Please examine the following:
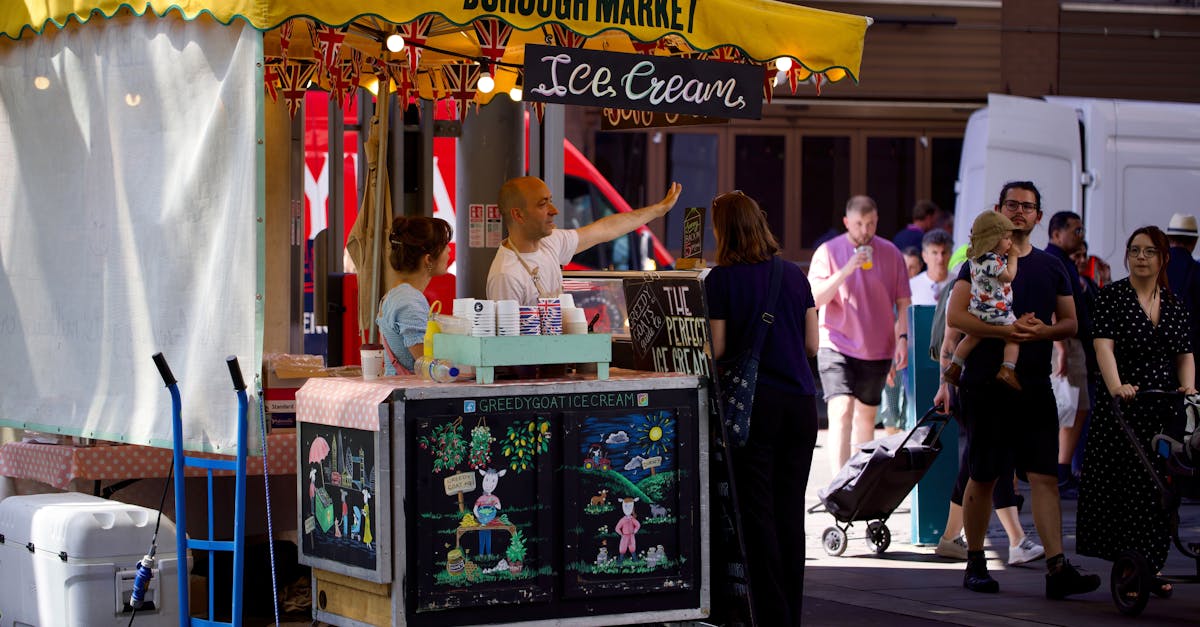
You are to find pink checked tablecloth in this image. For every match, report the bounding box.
[295,370,694,431]
[0,432,296,490]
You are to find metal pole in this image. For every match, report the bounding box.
[366,83,391,343]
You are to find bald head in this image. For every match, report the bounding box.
[498,176,558,242]
[498,176,544,223]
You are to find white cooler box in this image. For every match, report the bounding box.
[0,492,185,626]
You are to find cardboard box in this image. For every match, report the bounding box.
[262,354,325,431]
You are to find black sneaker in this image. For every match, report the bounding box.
[964,568,1000,593]
[1045,560,1101,599]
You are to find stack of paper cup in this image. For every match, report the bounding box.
[469,299,496,336]
[537,297,562,335]
[559,293,576,309]
[496,300,520,335]
[453,298,475,318]
[519,306,541,335]
[562,307,588,335]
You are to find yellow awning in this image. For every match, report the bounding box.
[4,0,870,81]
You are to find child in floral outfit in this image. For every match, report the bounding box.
[943,211,1022,390]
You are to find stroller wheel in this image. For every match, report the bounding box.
[822,527,848,557]
[866,521,891,554]
[1111,551,1151,617]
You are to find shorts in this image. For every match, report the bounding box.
[959,378,1059,482]
[817,348,892,405]
[1051,338,1091,412]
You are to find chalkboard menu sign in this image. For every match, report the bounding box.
[622,273,755,625]
[622,276,710,377]
[680,207,706,264]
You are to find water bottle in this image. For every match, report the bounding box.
[415,356,459,383]
[130,553,155,609]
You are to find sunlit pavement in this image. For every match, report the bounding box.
[801,427,1200,626]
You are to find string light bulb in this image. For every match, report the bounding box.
[386,33,405,53]
[477,69,495,94]
[33,75,50,90]
[509,73,523,101]
[775,57,793,72]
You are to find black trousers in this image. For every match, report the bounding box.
[732,386,818,627]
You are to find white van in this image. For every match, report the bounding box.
[954,93,1200,278]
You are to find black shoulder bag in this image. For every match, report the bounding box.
[718,257,783,447]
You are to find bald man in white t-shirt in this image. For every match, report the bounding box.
[486,176,681,305]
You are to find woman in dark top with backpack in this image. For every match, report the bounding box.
[705,191,818,626]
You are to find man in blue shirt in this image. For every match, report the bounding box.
[892,199,939,253]
[1165,213,1200,387]
[1044,211,1093,497]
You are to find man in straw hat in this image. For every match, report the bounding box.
[934,181,1100,599]
[1165,212,1200,385]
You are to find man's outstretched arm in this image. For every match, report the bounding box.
[575,182,682,254]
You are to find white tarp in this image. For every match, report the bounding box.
[0,15,262,453]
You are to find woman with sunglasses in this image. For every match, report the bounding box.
[1077,225,1197,598]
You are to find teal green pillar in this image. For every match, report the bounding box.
[906,304,959,545]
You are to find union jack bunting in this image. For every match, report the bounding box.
[762,64,775,104]
[263,56,284,103]
[399,15,435,71]
[813,72,824,96]
[312,23,347,80]
[280,61,317,118]
[278,20,294,63]
[705,46,744,64]
[631,40,663,55]
[387,62,417,107]
[331,52,362,108]
[529,101,546,124]
[443,64,480,120]
[551,24,586,49]
[473,19,513,65]
[785,65,812,95]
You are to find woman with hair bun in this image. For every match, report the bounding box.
[376,216,453,374]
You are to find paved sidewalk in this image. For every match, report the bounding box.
[801,428,1200,625]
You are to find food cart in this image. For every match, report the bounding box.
[297,371,708,626]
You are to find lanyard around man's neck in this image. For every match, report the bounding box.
[505,239,552,299]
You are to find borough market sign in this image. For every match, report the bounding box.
[522,44,764,120]
[463,0,700,32]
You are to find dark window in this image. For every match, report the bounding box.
[666,134,720,259]
[801,136,851,249]
[866,137,916,239]
[734,135,787,247]
[594,133,648,208]
[931,137,964,232]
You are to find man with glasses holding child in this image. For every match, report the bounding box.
[935,181,1101,599]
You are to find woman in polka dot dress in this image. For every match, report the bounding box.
[1077,226,1197,594]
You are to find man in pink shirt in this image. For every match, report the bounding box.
[809,195,912,475]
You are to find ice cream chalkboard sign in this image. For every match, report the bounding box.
[677,206,706,269]
[622,276,710,377]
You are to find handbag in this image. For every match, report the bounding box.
[718,257,783,447]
